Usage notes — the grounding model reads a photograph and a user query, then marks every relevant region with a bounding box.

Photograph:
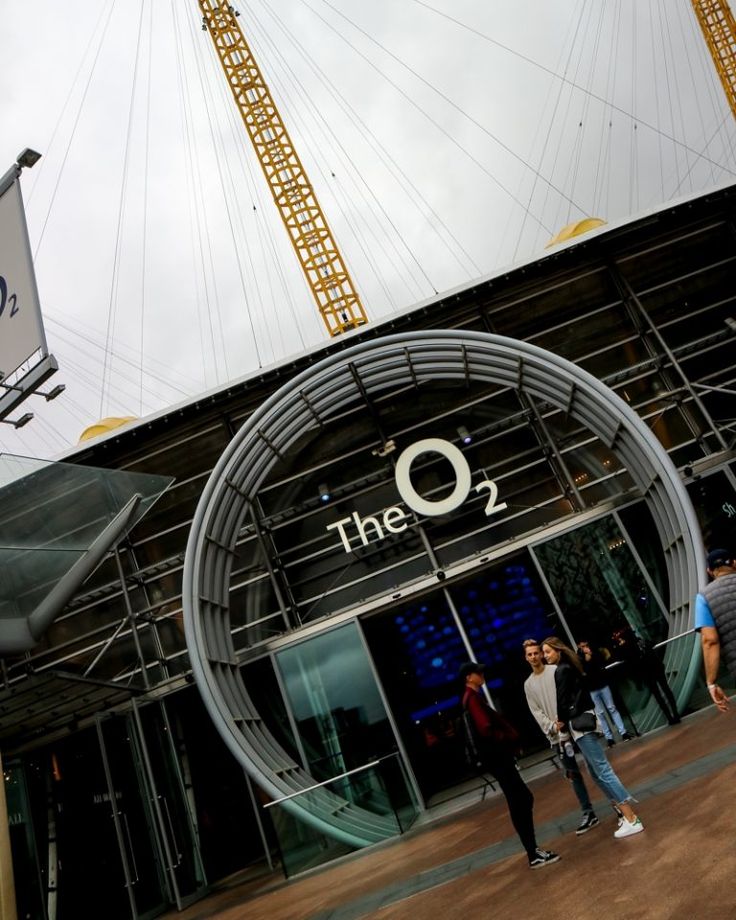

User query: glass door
[130,700,208,909]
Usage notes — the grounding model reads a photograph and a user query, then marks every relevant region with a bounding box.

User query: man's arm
[695,592,729,712]
[700,626,729,712]
[523,682,556,738]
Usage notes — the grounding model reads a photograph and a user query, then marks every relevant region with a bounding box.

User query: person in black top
[460,662,560,869]
[541,637,644,839]
[611,628,680,725]
[577,639,631,747]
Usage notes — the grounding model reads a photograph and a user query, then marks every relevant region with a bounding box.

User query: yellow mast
[198,1,368,337]
[691,0,736,120]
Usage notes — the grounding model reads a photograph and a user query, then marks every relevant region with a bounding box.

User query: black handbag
[570,711,597,733]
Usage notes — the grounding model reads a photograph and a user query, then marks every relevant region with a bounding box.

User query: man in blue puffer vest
[695,548,736,713]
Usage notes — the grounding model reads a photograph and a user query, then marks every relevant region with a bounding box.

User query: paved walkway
[166,706,736,920]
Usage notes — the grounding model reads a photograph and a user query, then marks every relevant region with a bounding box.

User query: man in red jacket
[461,661,560,869]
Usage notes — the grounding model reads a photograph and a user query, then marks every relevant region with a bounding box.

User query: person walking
[522,639,599,835]
[460,662,560,869]
[695,548,736,712]
[610,627,680,725]
[577,639,631,747]
[540,637,644,839]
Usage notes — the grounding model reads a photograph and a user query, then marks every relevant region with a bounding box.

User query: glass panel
[6,760,46,920]
[685,470,736,551]
[24,719,166,920]
[533,515,666,644]
[606,630,695,732]
[0,454,172,623]
[447,555,562,745]
[135,702,208,906]
[275,622,396,780]
[361,591,468,799]
[97,715,170,918]
[264,753,415,878]
[165,686,274,882]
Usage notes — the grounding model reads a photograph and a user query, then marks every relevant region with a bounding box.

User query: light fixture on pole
[0,412,34,429]
[457,425,472,445]
[16,148,42,170]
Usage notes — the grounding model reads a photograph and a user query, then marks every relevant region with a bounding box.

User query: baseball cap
[707,548,732,569]
[459,661,485,680]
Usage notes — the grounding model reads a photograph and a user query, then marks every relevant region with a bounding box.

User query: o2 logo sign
[0,275,19,320]
[326,437,507,553]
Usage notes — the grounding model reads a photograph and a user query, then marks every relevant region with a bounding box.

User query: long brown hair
[542,635,584,674]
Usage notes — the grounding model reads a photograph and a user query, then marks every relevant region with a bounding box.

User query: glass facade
[4,187,736,917]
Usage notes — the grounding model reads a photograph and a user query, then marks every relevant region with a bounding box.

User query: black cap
[707,548,732,569]
[459,661,485,681]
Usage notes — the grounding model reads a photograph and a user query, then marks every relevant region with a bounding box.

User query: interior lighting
[457,425,472,445]
[318,483,331,502]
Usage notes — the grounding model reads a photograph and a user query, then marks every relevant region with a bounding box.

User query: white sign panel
[0,179,46,379]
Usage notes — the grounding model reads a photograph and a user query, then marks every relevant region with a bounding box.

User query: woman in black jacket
[541,636,644,839]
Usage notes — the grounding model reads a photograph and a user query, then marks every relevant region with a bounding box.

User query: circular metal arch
[183,330,705,847]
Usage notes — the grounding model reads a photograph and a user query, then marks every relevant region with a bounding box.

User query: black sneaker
[607,738,616,748]
[529,848,561,869]
[575,812,599,835]
[621,733,632,741]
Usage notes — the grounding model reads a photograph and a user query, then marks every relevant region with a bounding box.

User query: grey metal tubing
[183,331,706,848]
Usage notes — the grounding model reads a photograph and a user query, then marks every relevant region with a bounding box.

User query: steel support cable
[675,0,718,186]
[244,1,438,301]
[139,0,154,416]
[193,7,311,353]
[46,314,203,397]
[595,0,623,218]
[257,0,481,280]
[100,0,148,419]
[30,0,117,259]
[313,0,588,224]
[566,2,607,224]
[647,1,666,203]
[298,0,554,235]
[184,330,705,847]
[171,0,215,384]
[25,1,112,211]
[182,4,250,375]
[173,2,229,385]
[510,0,587,261]
[657,0,686,193]
[193,19,282,365]
[547,0,595,235]
[412,0,736,178]
[242,17,412,307]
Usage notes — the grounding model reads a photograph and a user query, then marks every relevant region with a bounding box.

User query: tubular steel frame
[183,330,706,848]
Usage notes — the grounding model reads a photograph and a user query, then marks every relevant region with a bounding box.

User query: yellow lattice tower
[691,0,736,120]
[199,1,368,337]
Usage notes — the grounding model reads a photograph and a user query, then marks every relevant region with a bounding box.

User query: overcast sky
[1,0,734,460]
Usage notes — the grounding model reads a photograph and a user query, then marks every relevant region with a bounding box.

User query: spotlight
[725,317,736,333]
[16,148,41,169]
[38,384,65,402]
[318,483,331,503]
[457,425,472,445]
[0,412,34,429]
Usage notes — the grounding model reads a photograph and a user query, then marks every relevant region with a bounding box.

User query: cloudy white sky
[1,0,735,459]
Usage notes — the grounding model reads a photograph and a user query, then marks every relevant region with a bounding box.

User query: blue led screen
[392,560,553,694]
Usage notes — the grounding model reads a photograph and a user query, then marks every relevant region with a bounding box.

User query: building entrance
[11,701,207,920]
[361,551,562,802]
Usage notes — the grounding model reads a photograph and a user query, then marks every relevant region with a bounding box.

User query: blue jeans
[590,685,626,739]
[560,747,593,814]
[576,732,633,805]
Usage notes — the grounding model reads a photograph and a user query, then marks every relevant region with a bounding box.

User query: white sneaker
[614,816,644,838]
